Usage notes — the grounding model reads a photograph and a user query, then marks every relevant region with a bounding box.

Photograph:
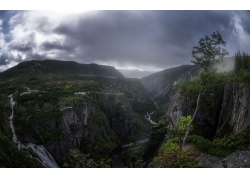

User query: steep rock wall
[216,83,250,137]
[95,93,136,137]
[167,87,223,139]
[167,82,250,139]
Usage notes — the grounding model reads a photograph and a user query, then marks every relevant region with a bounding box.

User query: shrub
[148,149,198,168]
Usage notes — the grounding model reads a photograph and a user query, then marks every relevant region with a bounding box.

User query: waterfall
[8,94,59,168]
[216,109,223,136]
[26,143,59,168]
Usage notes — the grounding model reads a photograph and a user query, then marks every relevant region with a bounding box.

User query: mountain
[140,57,235,107]
[0,60,124,79]
[117,69,154,79]
[141,65,201,106]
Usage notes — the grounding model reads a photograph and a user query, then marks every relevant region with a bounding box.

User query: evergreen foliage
[191,31,229,72]
[234,51,250,73]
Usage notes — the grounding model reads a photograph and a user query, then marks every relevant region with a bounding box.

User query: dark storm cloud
[10,43,33,52]
[0,53,9,65]
[53,11,241,68]
[40,41,75,52]
[1,10,250,71]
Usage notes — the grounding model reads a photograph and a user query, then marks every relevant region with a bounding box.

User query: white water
[27,143,59,168]
[150,97,159,109]
[122,138,149,148]
[216,109,223,136]
[8,94,59,168]
[144,112,157,125]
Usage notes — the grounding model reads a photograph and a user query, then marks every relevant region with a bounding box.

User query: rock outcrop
[183,144,250,168]
[222,150,250,168]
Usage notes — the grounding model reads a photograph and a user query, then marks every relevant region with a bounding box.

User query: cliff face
[141,65,201,106]
[167,88,222,139]
[15,92,150,166]
[48,101,119,165]
[96,93,136,137]
[167,82,250,138]
[216,83,250,137]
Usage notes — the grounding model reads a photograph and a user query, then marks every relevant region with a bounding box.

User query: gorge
[1,58,250,168]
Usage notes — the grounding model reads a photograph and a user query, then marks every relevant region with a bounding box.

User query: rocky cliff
[167,88,222,139]
[16,97,118,166]
[14,92,151,166]
[95,93,136,137]
[216,83,250,137]
[167,82,250,139]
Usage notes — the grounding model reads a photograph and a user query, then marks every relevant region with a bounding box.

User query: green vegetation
[160,138,179,154]
[180,31,229,145]
[234,51,250,74]
[0,60,156,167]
[148,149,198,168]
[63,149,111,168]
[191,31,228,72]
[122,144,147,168]
[0,103,41,168]
[187,128,250,157]
[0,130,42,168]
[143,122,168,163]
[150,105,167,123]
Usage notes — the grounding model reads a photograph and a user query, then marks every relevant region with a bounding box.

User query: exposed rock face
[216,83,250,137]
[26,100,118,166]
[167,88,222,139]
[222,150,250,168]
[15,92,149,166]
[96,93,136,137]
[167,82,250,138]
[141,65,200,106]
[183,144,250,168]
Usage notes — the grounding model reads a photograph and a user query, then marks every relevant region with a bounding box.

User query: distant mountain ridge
[140,57,235,106]
[0,60,124,79]
[117,69,154,79]
[140,65,201,106]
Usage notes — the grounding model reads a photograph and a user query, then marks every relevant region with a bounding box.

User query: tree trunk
[182,85,203,144]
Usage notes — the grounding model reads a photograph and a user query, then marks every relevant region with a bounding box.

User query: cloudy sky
[0,10,250,72]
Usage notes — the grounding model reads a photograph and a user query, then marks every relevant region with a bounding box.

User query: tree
[166,113,192,150]
[191,31,228,72]
[183,31,229,144]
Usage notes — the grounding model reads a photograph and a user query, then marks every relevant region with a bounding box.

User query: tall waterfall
[8,94,59,168]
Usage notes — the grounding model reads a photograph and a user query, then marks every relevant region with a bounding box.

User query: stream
[150,97,159,109]
[8,94,59,168]
[144,112,157,125]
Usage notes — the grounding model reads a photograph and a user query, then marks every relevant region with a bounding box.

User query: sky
[0,8,250,72]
